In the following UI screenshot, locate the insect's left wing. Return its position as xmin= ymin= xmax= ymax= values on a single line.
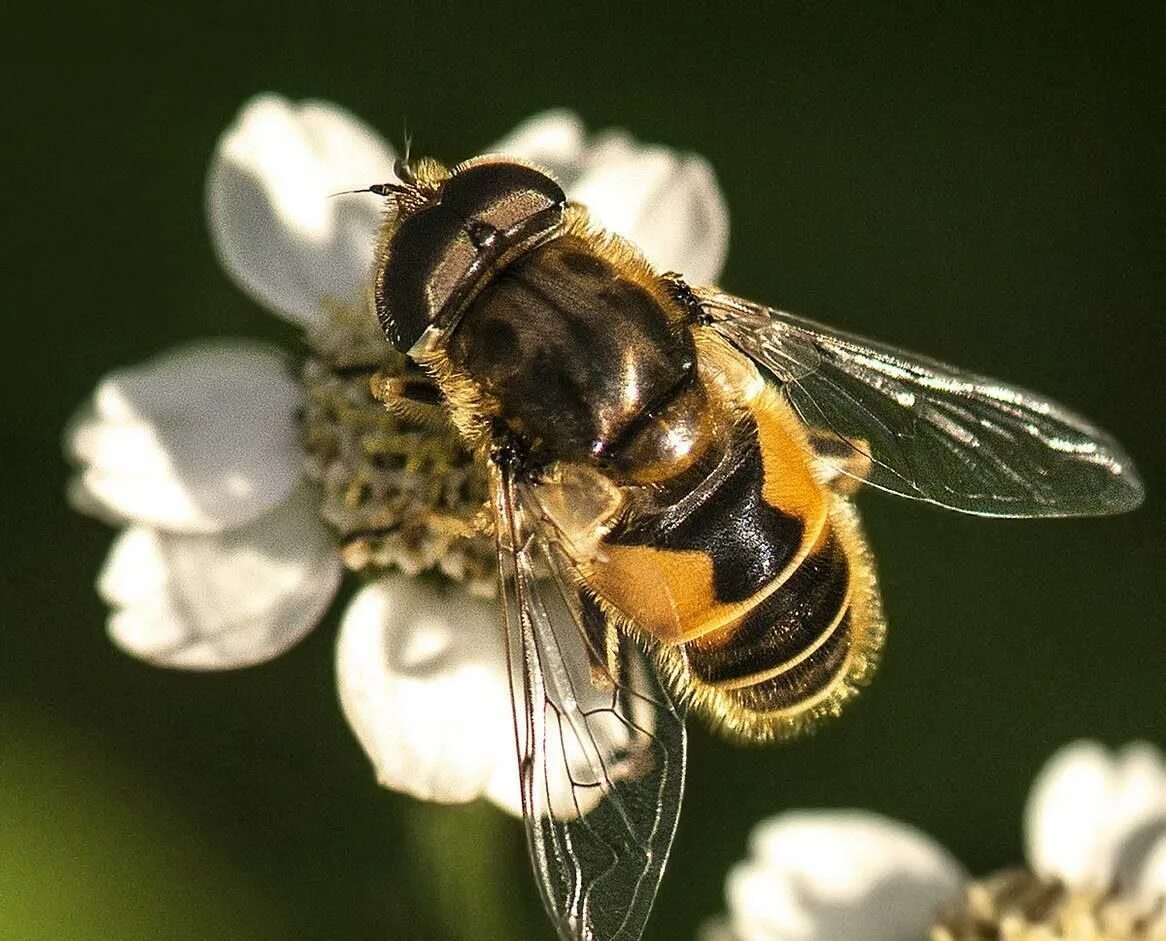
xmin=699 ymin=290 xmax=1144 ymax=517
xmin=490 ymin=459 xmax=687 ymax=941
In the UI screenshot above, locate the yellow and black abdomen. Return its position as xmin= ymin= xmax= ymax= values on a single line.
xmin=588 ymin=384 xmax=885 ymax=741
xmin=682 ymin=498 xmax=880 ymax=741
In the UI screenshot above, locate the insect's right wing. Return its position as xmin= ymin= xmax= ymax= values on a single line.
xmin=700 ymin=290 xmax=1144 ymax=518
xmin=490 ymin=459 xmax=687 ymax=941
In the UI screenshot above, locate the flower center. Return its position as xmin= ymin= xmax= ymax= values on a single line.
xmin=300 ymin=299 xmax=494 ymax=596
xmin=932 ymin=869 xmax=1166 ymax=941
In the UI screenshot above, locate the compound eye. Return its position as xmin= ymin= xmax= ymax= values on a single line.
xmin=376 ymin=204 xmax=475 ymax=351
xmin=375 ymin=161 xmax=566 ymax=354
xmin=442 ymin=161 xmax=565 ymax=234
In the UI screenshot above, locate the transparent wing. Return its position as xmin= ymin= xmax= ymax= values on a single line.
xmin=490 ymin=459 xmax=687 ymax=941
xmin=699 ymin=290 xmax=1144 ymax=517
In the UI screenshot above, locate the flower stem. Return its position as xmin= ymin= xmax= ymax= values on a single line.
xmin=404 ymin=800 xmax=531 ymax=941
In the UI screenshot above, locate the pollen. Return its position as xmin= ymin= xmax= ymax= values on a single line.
xmin=300 ymin=299 xmax=494 ymax=596
xmin=931 ymin=869 xmax=1166 ymax=941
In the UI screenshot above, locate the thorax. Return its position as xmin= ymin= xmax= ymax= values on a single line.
xmin=444 ymin=233 xmax=696 ymax=466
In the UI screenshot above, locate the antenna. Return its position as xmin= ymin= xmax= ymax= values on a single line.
xmin=327 ymin=183 xmax=408 ymax=199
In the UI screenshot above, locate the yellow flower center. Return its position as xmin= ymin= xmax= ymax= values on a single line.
xmin=300 ymin=299 xmax=494 ymax=596
xmin=933 ymin=869 xmax=1166 ymax=941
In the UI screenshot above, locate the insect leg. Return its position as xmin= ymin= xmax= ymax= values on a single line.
xmin=370 ymin=369 xmax=449 ymax=428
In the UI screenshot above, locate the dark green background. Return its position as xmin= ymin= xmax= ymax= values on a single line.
xmin=6 ymin=3 xmax=1163 ymax=939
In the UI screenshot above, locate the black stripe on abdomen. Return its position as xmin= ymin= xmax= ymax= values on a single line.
xmin=685 ymin=527 xmax=851 ymax=688
xmin=610 ymin=417 xmax=804 ymax=603
xmin=722 ymin=609 xmax=853 ymax=713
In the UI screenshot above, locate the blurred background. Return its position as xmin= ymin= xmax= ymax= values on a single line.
xmin=4 ymin=3 xmax=1163 ymax=939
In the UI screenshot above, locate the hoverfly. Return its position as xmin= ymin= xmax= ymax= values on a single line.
xmin=364 ymin=155 xmax=1142 ymax=941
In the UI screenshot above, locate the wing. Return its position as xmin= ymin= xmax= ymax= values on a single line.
xmin=699 ymin=290 xmax=1144 ymax=517
xmin=490 ymin=458 xmax=687 ymax=941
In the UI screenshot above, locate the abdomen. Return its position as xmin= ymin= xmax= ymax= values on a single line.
xmin=586 ymin=384 xmax=885 ymax=741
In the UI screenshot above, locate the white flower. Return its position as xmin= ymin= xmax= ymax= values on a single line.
xmin=705 ymin=741 xmax=1166 ymax=941
xmin=66 ymin=93 xmax=730 ymax=812
xmin=1025 ymin=741 xmax=1166 ymax=907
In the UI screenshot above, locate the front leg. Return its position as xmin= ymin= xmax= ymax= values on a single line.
xmin=370 ymin=367 xmax=450 ymax=429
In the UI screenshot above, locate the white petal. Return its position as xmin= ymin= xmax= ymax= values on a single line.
xmin=569 ymin=131 xmax=729 ymax=285
xmin=1134 ymin=830 xmax=1166 ymax=907
xmin=1025 ymin=740 xmax=1166 ymax=890
xmin=207 ymin=94 xmax=396 ymax=327
xmin=722 ymin=810 xmax=967 ymax=941
xmin=1025 ymin=742 xmax=1113 ymax=887
xmin=98 ymin=486 xmax=341 ymax=669
xmin=488 ymin=109 xmax=589 ymax=185
xmin=336 ymin=575 xmax=516 ymax=806
xmin=67 ymin=343 xmax=303 ymax=534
